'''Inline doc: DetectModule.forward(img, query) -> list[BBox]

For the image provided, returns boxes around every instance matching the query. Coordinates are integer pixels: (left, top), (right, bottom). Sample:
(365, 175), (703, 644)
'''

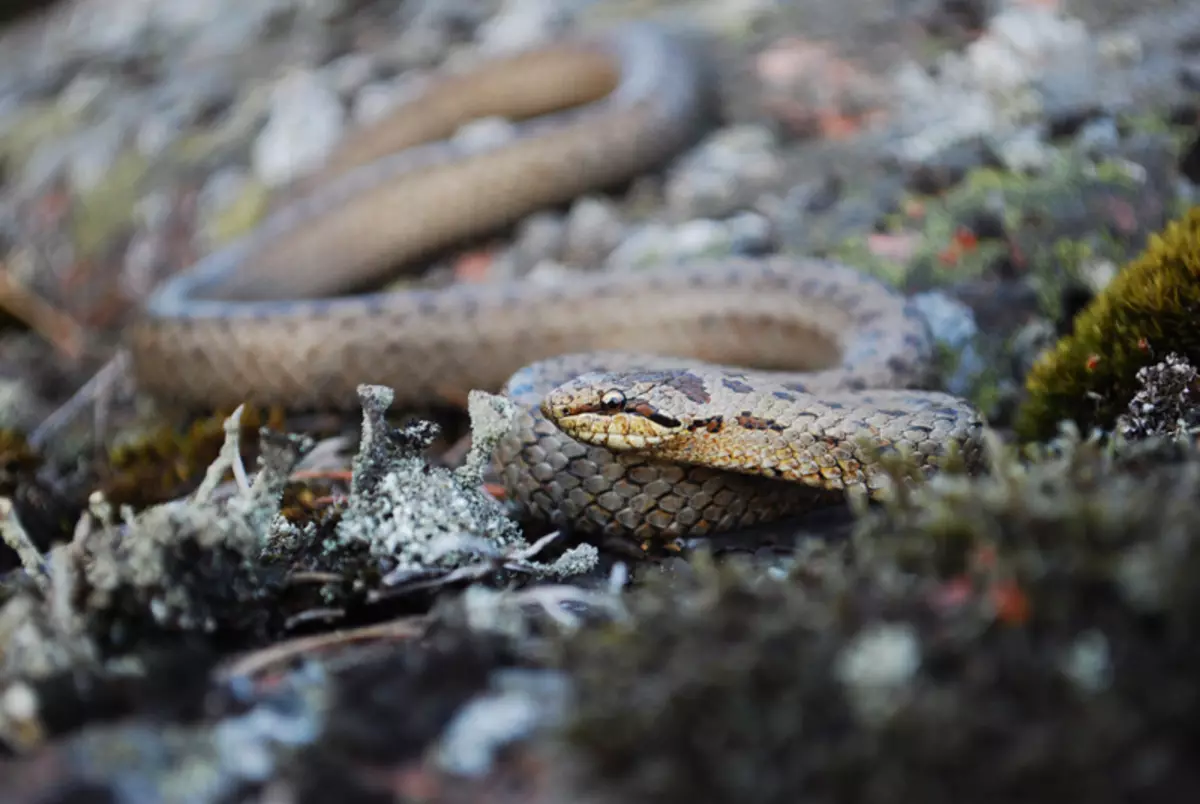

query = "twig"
(28, 351), (128, 450)
(0, 263), (86, 361)
(216, 615), (429, 680)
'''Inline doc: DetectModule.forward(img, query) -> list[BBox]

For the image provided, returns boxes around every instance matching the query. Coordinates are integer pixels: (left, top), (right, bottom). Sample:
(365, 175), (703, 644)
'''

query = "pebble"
(507, 212), (567, 275)
(252, 68), (346, 187)
(910, 291), (985, 398)
(1075, 117), (1121, 156)
(451, 117), (519, 153)
(664, 125), (784, 220)
(562, 197), (625, 266)
(476, 0), (574, 55)
(995, 127), (1053, 173)
(606, 212), (773, 272)
(324, 52), (378, 99)
(352, 74), (431, 127)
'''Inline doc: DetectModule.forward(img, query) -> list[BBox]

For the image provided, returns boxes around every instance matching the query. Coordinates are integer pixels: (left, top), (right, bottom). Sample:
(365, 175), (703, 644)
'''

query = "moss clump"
(550, 428), (1200, 804)
(101, 406), (285, 509)
(1016, 206), (1200, 443)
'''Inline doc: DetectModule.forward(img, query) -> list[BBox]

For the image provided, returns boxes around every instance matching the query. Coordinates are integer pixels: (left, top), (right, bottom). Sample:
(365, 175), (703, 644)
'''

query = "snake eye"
(600, 390), (625, 410)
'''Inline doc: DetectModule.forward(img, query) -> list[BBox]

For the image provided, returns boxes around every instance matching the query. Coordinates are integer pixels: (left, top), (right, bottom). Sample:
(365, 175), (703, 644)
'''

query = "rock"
(607, 214), (768, 272)
(324, 52), (377, 99)
(562, 197), (625, 267)
(451, 116), (518, 153)
(252, 68), (345, 187)
(351, 74), (431, 127)
(995, 127), (1053, 173)
(902, 138), (995, 194)
(665, 125), (784, 220)
(476, 0), (573, 56)
(508, 212), (567, 275)
(725, 211), (775, 255)
(1075, 116), (1120, 157)
(909, 291), (985, 398)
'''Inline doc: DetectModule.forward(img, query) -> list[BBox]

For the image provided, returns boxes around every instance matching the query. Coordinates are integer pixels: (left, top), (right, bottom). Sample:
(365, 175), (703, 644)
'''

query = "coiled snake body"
(128, 22), (985, 543)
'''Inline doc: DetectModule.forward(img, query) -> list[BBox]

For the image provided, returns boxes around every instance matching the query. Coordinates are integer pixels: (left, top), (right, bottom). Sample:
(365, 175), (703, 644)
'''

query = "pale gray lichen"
(334, 385), (597, 578)
(80, 407), (309, 630)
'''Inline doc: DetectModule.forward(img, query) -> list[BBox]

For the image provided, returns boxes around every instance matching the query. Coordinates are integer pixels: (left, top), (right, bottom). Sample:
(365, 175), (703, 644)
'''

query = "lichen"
(1115, 352), (1200, 442)
(1016, 205), (1200, 442)
(332, 386), (597, 580)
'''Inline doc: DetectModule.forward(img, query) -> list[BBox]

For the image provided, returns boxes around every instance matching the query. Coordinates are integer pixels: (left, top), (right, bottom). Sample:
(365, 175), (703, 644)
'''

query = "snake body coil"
(128, 23), (985, 543)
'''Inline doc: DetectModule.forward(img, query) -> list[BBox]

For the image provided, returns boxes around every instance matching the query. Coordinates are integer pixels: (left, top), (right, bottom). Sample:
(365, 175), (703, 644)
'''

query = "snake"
(126, 21), (986, 545)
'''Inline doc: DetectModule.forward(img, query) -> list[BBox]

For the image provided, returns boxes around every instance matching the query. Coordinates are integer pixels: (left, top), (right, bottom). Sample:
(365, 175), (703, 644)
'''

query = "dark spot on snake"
(722, 377), (754, 394)
(736, 412), (784, 432)
(772, 391), (796, 401)
(416, 296), (439, 316)
(907, 424), (933, 434)
(824, 401), (843, 410)
(783, 381), (808, 393)
(886, 356), (910, 374)
(688, 416), (723, 433)
(628, 401), (680, 429)
(666, 371), (710, 404)
(844, 377), (867, 391)
(875, 409), (910, 418)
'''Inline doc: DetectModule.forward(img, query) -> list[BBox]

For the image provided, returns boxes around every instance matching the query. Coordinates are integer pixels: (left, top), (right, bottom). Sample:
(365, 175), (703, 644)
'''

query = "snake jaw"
(548, 410), (684, 451)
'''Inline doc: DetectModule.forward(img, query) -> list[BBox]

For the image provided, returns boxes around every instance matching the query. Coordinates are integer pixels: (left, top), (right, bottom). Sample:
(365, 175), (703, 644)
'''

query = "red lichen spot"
(1137, 337), (1151, 352)
(1085, 354), (1101, 371)
(937, 227), (979, 266)
(991, 579), (1031, 625)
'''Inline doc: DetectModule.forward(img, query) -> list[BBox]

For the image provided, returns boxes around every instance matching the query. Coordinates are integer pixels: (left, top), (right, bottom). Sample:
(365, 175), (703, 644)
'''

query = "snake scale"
(127, 22), (985, 544)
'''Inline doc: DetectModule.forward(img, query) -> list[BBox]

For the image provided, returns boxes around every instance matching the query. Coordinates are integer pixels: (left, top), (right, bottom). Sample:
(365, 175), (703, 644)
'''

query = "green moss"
(1015, 206), (1200, 443)
(70, 149), (151, 257)
(828, 148), (1170, 320)
(0, 102), (83, 167)
(204, 178), (269, 245)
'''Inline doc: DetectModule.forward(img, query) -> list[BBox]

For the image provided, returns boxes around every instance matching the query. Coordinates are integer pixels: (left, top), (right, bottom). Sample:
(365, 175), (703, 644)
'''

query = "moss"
(550, 427), (1200, 804)
(204, 177), (270, 245)
(100, 406), (286, 509)
(0, 102), (83, 168)
(70, 149), (152, 258)
(1015, 206), (1200, 443)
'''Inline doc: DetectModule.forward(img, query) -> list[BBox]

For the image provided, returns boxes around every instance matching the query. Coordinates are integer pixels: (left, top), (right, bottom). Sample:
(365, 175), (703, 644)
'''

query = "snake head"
(540, 370), (700, 451)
